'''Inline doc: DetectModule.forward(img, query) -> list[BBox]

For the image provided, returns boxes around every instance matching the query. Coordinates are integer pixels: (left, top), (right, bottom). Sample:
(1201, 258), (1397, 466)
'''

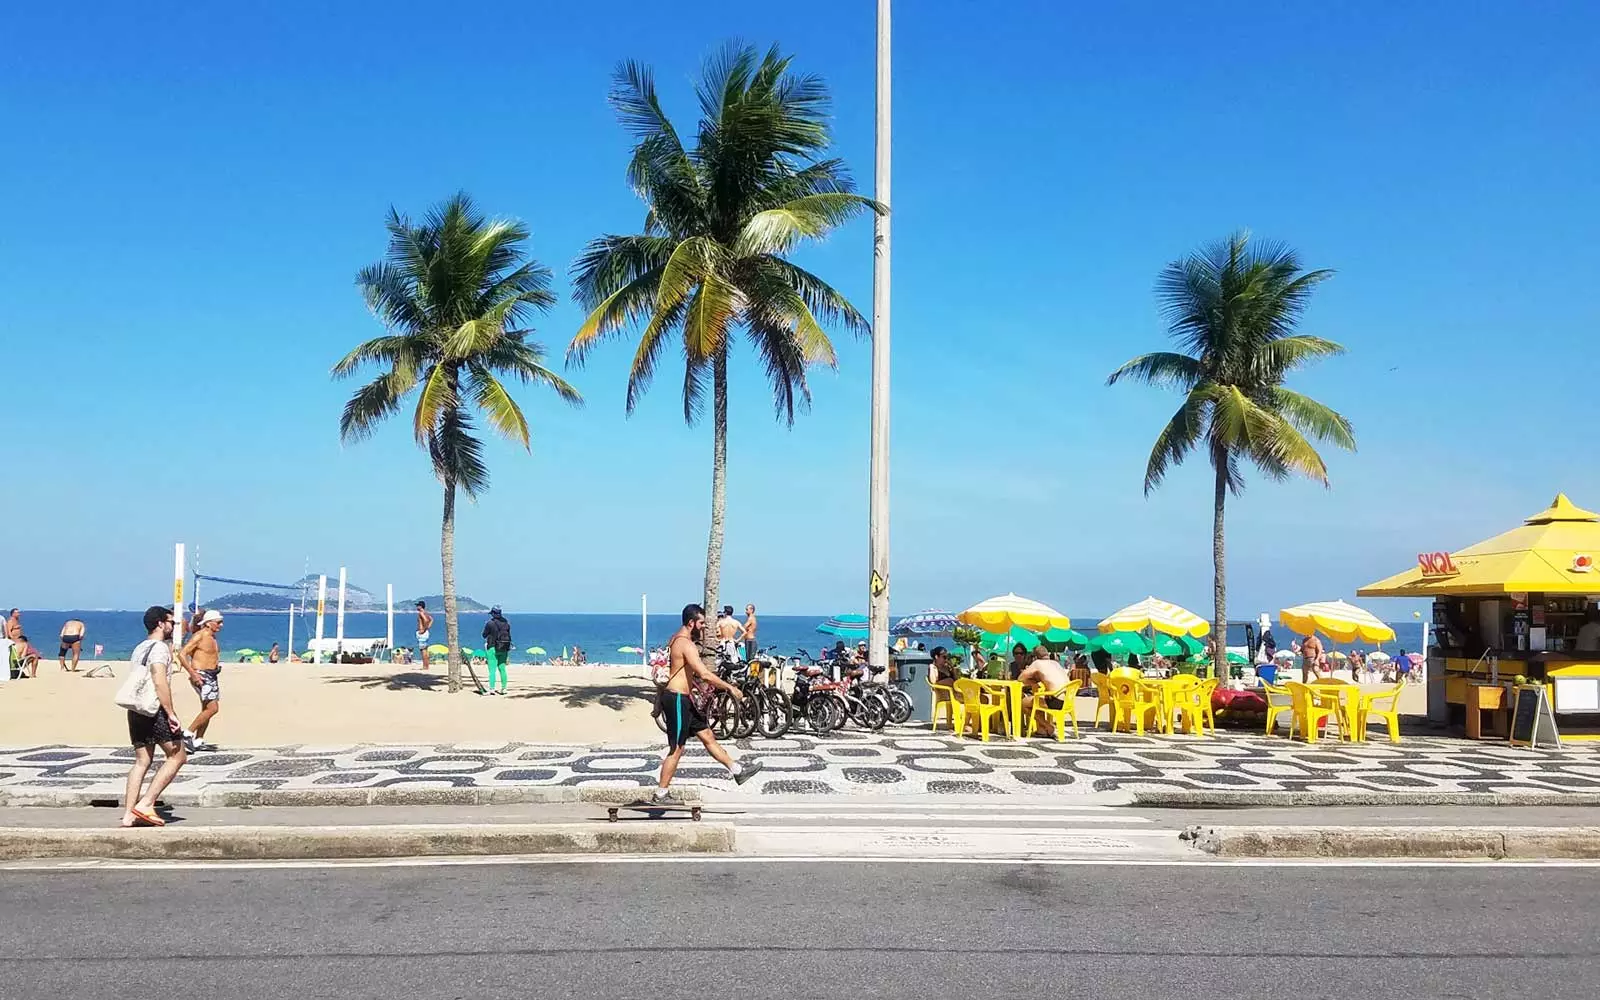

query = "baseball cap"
(200, 610), (224, 625)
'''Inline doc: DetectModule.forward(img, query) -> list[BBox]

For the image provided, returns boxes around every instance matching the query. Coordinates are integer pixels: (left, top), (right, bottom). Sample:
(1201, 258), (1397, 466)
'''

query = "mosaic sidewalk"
(5, 727), (1600, 797)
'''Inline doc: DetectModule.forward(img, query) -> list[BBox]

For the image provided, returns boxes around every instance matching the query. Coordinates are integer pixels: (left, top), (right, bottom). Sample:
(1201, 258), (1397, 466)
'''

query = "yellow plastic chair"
(1110, 677), (1163, 735)
(928, 669), (962, 733)
(1167, 677), (1211, 736)
(1196, 678), (1219, 733)
(954, 678), (1008, 741)
(1090, 671), (1116, 729)
(1285, 681), (1344, 743)
(1262, 683), (1297, 738)
(1027, 680), (1083, 740)
(1355, 683), (1405, 743)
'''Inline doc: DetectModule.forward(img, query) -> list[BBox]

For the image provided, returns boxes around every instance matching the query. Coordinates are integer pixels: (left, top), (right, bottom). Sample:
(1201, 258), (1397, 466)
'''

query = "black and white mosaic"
(3, 728), (1598, 797)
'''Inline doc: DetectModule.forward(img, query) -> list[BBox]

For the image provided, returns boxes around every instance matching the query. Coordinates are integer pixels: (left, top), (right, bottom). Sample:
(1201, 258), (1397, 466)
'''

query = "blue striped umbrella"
(816, 614), (869, 639)
(892, 610), (959, 636)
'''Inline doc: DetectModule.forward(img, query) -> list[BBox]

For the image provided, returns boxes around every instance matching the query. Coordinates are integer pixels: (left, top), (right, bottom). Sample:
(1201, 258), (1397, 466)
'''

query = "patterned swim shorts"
(193, 669), (221, 703)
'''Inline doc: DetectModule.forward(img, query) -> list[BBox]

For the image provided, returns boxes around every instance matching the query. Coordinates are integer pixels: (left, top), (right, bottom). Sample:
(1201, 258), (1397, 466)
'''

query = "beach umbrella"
(619, 645), (643, 654)
(980, 626), (1041, 653)
(817, 614), (870, 639)
(958, 594), (1071, 633)
(1368, 651), (1392, 663)
(427, 644), (449, 656)
(1274, 648), (1295, 661)
(1097, 597), (1210, 638)
(525, 646), (546, 655)
(1152, 633), (1205, 658)
(891, 610), (959, 636)
(1040, 626), (1090, 650)
(1279, 600), (1396, 643)
(1086, 632), (1152, 657)
(1405, 652), (1424, 666)
(235, 648), (259, 657)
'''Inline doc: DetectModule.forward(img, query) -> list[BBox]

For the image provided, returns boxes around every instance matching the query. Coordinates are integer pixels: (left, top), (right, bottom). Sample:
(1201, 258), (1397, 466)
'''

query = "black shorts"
(128, 708), (183, 749)
(1042, 696), (1064, 711)
(59, 636), (81, 656)
(661, 691), (709, 751)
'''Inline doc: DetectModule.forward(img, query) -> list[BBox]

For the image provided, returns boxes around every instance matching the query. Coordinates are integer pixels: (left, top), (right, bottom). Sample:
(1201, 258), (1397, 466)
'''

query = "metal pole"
(386, 584), (395, 653)
(173, 543), (186, 649)
(314, 574), (327, 663)
(287, 602), (295, 661)
(335, 566), (347, 657)
(867, 0), (892, 674)
(641, 593), (648, 669)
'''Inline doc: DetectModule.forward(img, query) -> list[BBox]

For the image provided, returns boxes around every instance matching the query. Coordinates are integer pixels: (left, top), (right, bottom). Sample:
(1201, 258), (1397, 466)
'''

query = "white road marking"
(729, 802), (1123, 812)
(729, 812), (1151, 823)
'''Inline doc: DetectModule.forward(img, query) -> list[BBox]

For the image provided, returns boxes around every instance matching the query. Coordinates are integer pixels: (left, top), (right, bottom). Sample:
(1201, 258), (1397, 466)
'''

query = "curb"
(0, 822), (734, 861)
(1134, 790), (1600, 809)
(0, 786), (702, 808)
(1193, 825), (1600, 859)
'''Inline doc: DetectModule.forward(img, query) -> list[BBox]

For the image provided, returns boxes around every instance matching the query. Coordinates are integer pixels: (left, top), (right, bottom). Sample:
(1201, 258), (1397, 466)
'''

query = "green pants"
(487, 647), (508, 690)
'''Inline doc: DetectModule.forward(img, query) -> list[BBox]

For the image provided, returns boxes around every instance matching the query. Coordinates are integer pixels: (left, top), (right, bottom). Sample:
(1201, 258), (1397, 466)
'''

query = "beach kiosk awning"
(1358, 494), (1600, 598)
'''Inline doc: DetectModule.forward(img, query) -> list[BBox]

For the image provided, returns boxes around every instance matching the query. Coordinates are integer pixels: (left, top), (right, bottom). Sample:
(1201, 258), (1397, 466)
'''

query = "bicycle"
(797, 648), (886, 731)
(747, 646), (794, 739)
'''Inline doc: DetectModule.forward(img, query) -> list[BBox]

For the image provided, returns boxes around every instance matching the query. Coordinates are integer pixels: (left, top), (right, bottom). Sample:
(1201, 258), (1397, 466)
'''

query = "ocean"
(15, 609), (1427, 663)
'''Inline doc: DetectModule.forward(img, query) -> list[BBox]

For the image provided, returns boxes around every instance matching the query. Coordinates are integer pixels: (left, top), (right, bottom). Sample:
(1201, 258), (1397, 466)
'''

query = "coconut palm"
(334, 193), (581, 692)
(569, 42), (882, 615)
(1107, 232), (1356, 666)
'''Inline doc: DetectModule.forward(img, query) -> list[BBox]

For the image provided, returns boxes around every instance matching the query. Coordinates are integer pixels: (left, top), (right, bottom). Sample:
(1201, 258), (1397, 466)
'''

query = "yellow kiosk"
(1358, 493), (1600, 741)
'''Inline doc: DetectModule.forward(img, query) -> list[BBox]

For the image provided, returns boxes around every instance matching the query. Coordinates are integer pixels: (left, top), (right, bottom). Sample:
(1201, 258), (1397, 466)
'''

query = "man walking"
(1300, 631), (1325, 683)
(653, 604), (763, 802)
(741, 603), (759, 663)
(415, 600), (434, 669)
(481, 606), (513, 695)
(181, 610), (224, 751)
(122, 606), (188, 827)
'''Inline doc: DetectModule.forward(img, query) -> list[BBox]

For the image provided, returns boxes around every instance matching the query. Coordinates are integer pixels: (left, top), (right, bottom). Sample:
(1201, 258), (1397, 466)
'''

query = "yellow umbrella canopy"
(1359, 493), (1600, 597)
(958, 594), (1071, 633)
(1279, 600), (1396, 643)
(1097, 597), (1210, 637)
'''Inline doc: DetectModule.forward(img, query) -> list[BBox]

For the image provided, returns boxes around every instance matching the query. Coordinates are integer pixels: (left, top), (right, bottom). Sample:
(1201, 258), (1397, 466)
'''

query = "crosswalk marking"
(728, 812), (1151, 823)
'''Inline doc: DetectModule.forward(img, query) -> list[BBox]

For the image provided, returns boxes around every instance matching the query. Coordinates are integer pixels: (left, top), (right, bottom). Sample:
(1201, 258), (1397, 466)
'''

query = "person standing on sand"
(715, 606), (740, 661)
(482, 606), (512, 694)
(268, 642), (280, 663)
(652, 604), (762, 803)
(181, 610), (225, 752)
(122, 606), (188, 827)
(1300, 632), (1324, 683)
(415, 601), (434, 669)
(741, 604), (759, 663)
(59, 618), (86, 672)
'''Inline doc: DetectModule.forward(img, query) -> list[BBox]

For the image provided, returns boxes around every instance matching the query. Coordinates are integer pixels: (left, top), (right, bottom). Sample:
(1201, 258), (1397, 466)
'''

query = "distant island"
(408, 594), (489, 613)
(201, 574), (486, 613)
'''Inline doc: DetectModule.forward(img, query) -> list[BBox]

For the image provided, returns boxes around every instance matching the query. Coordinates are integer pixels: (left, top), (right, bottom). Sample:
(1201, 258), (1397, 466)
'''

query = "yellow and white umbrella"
(958, 594), (1071, 633)
(1098, 597), (1210, 637)
(1279, 600), (1395, 644)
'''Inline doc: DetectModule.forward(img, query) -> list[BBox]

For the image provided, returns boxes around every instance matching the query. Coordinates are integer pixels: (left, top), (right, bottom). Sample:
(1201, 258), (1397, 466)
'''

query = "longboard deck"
(607, 800), (703, 822)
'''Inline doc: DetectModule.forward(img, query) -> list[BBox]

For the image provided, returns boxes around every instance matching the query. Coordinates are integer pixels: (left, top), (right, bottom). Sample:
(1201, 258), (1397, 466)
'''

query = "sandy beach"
(1, 661), (662, 747)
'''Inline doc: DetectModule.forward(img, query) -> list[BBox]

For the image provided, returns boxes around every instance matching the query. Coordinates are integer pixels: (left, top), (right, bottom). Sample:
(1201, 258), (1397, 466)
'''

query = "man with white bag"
(117, 605), (188, 827)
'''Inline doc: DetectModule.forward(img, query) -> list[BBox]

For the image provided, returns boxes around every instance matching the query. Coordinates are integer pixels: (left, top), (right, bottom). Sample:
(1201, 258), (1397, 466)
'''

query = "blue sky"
(4, 2), (1597, 617)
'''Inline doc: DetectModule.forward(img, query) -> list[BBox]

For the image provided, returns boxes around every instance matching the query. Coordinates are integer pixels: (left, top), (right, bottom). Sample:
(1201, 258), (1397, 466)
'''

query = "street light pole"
(867, 0), (892, 672)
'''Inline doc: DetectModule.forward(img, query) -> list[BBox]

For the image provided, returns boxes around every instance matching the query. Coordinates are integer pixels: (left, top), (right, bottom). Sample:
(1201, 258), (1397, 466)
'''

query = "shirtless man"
(741, 603), (759, 663)
(653, 603), (763, 802)
(181, 610), (224, 752)
(59, 618), (86, 672)
(715, 605), (741, 661)
(6, 608), (37, 678)
(415, 601), (434, 669)
(1018, 646), (1073, 729)
(1300, 632), (1325, 683)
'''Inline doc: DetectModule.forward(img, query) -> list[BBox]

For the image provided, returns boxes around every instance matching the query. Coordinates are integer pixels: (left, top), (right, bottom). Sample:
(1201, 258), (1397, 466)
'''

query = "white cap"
(200, 610), (224, 625)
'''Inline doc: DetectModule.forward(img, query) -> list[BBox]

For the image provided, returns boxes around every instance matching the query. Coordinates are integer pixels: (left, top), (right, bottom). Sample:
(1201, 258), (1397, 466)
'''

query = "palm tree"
(1107, 231), (1356, 668)
(334, 193), (581, 692)
(569, 42), (882, 615)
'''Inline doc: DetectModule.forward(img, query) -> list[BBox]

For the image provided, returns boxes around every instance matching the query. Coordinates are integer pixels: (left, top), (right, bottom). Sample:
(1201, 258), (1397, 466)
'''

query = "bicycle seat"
(867, 665), (887, 675)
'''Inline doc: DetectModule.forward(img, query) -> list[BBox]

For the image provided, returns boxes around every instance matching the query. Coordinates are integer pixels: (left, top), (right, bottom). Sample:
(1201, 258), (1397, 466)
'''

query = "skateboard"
(606, 799), (703, 822)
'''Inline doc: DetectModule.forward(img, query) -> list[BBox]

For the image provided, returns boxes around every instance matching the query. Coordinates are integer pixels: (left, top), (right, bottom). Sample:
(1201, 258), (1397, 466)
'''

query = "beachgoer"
(1300, 633), (1324, 683)
(716, 606), (740, 662)
(122, 606), (188, 827)
(653, 603), (763, 802)
(4, 608), (22, 644)
(1395, 647), (1412, 683)
(741, 603), (759, 663)
(1009, 644), (1029, 680)
(482, 606), (513, 694)
(1089, 648), (1113, 674)
(180, 610), (224, 752)
(1262, 629), (1278, 663)
(414, 601), (434, 669)
(930, 645), (959, 684)
(6, 608), (37, 679)
(268, 642), (280, 663)
(59, 618), (85, 672)
(1018, 646), (1071, 723)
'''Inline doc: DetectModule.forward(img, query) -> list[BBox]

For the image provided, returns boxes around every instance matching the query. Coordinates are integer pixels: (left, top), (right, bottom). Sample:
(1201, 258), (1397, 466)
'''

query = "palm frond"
(1256, 335), (1346, 377)
(331, 334), (420, 379)
(464, 365), (530, 449)
(626, 298), (687, 414)
(656, 236), (727, 313)
(1266, 387), (1356, 451)
(1105, 351), (1203, 390)
(734, 193), (881, 257)
(339, 372), (406, 443)
(1143, 392), (1207, 494)
(430, 407), (488, 497)
(413, 363), (459, 446)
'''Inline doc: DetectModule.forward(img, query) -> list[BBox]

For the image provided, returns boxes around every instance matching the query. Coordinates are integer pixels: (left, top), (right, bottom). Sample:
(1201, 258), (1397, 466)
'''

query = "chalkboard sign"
(1509, 685), (1561, 748)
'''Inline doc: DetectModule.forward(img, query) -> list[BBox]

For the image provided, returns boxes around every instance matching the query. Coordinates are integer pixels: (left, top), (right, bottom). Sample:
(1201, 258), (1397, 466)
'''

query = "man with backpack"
(119, 605), (188, 827)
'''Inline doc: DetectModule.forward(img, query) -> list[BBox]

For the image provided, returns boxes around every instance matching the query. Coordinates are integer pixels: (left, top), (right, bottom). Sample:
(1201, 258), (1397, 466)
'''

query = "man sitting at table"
(1018, 646), (1072, 722)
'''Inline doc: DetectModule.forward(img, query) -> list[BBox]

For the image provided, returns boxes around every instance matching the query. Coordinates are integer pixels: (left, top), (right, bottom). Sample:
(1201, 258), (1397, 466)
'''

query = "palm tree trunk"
(702, 349), (728, 618)
(442, 473), (462, 694)
(1212, 454), (1228, 682)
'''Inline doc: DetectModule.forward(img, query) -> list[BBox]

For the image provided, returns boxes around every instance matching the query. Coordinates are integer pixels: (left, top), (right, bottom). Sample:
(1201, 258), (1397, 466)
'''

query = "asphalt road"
(6, 861), (1599, 999)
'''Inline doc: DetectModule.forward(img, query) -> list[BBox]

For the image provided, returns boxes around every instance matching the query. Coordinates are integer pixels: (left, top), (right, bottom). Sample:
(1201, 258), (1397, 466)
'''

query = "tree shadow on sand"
(505, 682), (652, 712)
(321, 672), (453, 692)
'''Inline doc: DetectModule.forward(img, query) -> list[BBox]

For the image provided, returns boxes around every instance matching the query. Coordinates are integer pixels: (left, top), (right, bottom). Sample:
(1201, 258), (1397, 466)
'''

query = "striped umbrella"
(892, 610), (959, 636)
(817, 614), (870, 639)
(1097, 597), (1210, 638)
(958, 594), (1071, 633)
(1279, 600), (1396, 643)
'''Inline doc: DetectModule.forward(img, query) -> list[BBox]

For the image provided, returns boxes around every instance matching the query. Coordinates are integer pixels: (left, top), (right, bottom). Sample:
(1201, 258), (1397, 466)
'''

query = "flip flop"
(129, 805), (165, 827)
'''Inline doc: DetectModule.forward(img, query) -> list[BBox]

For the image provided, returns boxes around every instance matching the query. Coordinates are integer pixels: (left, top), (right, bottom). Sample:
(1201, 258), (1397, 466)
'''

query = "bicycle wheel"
(713, 692), (742, 740)
(886, 687), (914, 725)
(805, 694), (837, 734)
(757, 688), (793, 739)
(734, 689), (759, 739)
(850, 695), (887, 731)
(653, 686), (668, 734)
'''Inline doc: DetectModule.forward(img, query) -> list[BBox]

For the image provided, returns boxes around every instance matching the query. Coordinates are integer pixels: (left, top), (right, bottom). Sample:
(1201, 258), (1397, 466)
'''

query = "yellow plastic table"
(1309, 679), (1359, 739)
(977, 678), (1026, 738)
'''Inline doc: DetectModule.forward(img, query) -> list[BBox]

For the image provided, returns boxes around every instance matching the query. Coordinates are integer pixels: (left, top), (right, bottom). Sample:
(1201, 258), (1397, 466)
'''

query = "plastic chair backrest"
(953, 678), (985, 708)
(1370, 682), (1405, 708)
(1262, 683), (1293, 708)
(1110, 666), (1141, 680)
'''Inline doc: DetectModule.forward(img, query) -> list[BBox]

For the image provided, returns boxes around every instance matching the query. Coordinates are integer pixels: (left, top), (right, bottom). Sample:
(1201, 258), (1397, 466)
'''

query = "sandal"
(129, 805), (165, 827)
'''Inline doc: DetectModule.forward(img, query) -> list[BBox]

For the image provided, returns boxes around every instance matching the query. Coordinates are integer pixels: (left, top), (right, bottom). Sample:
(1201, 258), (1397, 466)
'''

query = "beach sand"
(1, 661), (661, 746)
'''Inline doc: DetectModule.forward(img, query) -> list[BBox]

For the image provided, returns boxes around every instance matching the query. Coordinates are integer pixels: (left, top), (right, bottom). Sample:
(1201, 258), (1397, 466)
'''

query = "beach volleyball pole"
(335, 567), (347, 657)
(866, 0), (893, 674)
(641, 594), (648, 668)
(386, 584), (395, 652)
(173, 543), (186, 648)
(314, 575), (327, 663)
(287, 601), (295, 661)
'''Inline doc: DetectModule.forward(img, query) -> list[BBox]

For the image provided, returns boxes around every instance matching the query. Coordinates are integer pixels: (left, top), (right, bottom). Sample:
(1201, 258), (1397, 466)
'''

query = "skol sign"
(1417, 551), (1460, 577)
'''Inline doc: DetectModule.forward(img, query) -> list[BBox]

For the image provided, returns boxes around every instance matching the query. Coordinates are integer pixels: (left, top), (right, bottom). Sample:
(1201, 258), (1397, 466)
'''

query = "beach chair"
(1262, 683), (1296, 737)
(1090, 671), (1116, 729)
(1026, 680), (1083, 740)
(928, 670), (962, 733)
(1109, 677), (1162, 735)
(1285, 681), (1345, 743)
(953, 679), (1007, 741)
(1355, 683), (1406, 743)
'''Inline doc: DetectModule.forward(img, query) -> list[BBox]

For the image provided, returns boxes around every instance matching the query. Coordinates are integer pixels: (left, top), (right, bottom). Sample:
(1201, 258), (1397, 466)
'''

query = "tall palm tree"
(1107, 231), (1356, 666)
(569, 42), (882, 615)
(334, 193), (581, 692)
